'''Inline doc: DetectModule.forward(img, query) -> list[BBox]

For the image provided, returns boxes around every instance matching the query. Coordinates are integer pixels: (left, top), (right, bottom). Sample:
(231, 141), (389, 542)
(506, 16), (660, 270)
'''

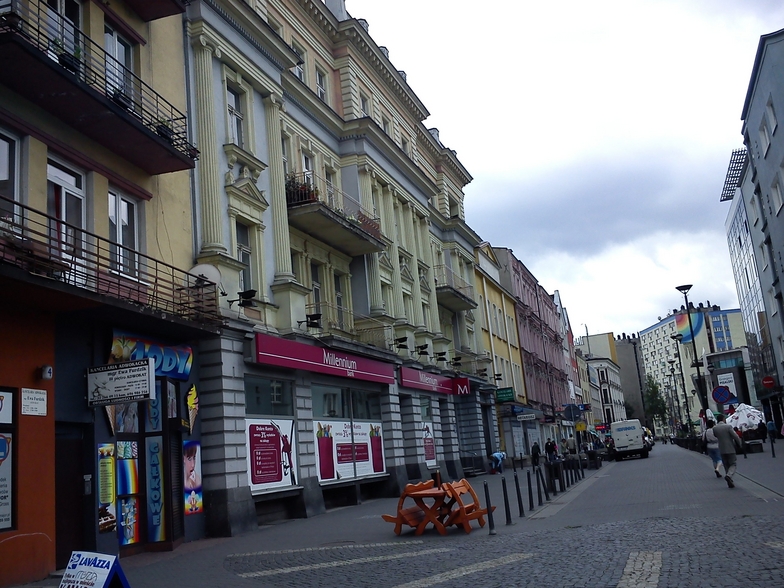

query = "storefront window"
(245, 377), (294, 416)
(352, 389), (381, 420)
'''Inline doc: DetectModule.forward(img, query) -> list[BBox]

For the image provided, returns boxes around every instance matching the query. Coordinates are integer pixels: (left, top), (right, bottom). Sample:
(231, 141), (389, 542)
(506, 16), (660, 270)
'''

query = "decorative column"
(193, 36), (225, 253)
(422, 221), (441, 335)
(409, 205), (424, 327)
(264, 95), (294, 281)
(361, 168), (384, 314)
(388, 194), (405, 320)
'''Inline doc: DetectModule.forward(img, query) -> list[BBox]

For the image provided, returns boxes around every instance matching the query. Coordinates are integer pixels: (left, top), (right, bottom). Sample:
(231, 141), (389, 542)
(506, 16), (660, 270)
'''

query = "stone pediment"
(379, 250), (394, 270)
(225, 177), (269, 212)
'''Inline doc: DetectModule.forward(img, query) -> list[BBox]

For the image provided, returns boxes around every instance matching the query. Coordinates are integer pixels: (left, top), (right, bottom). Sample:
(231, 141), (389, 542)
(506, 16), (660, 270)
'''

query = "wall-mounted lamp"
(297, 313), (322, 329)
(395, 336), (409, 350)
(434, 352), (447, 362)
(493, 373), (503, 381)
(450, 356), (463, 369)
(228, 289), (257, 308)
(415, 344), (429, 356)
(476, 368), (488, 377)
(40, 365), (53, 380)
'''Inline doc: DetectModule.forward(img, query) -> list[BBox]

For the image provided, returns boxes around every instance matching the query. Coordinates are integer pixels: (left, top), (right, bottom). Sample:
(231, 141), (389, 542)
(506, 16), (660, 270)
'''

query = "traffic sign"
(576, 421), (587, 431)
(763, 376), (776, 389)
(712, 386), (731, 404)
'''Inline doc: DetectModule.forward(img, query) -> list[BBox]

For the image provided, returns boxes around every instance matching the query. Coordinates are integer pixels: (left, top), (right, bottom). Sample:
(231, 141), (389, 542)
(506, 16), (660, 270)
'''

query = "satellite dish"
(185, 264), (222, 288)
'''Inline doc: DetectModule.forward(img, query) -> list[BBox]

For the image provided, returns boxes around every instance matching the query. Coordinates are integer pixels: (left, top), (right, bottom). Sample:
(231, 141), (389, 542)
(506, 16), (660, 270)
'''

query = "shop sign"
(496, 387), (515, 403)
(452, 377), (470, 395)
(517, 413), (537, 421)
(59, 551), (131, 588)
(399, 367), (453, 394)
(87, 358), (155, 407)
(145, 437), (166, 543)
(110, 331), (193, 381)
(21, 388), (47, 416)
(255, 333), (395, 384)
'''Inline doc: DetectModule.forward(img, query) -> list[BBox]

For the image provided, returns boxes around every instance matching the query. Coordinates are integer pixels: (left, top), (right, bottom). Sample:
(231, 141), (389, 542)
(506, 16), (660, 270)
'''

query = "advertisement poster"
(97, 444), (116, 534)
(0, 390), (13, 424)
(183, 440), (203, 515)
(118, 497), (140, 545)
(512, 422), (527, 457)
(246, 418), (296, 493)
(313, 420), (384, 482)
(0, 433), (12, 529)
(60, 551), (131, 588)
(87, 358), (155, 407)
(526, 427), (542, 454)
(422, 421), (436, 468)
(146, 436), (166, 542)
(110, 330), (194, 381)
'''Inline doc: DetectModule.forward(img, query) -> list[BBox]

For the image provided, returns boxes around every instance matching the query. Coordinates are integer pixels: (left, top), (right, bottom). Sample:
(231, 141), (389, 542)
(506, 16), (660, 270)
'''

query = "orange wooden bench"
(381, 480), (435, 535)
(441, 478), (494, 534)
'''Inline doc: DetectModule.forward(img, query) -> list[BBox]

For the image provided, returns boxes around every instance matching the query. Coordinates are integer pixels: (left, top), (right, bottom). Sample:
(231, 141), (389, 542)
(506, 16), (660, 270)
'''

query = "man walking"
(712, 413), (742, 488)
(767, 419), (777, 444)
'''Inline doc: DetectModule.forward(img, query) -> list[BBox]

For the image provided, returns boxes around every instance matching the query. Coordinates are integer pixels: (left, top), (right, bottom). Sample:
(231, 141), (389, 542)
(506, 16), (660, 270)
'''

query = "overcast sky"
(344, 0), (784, 337)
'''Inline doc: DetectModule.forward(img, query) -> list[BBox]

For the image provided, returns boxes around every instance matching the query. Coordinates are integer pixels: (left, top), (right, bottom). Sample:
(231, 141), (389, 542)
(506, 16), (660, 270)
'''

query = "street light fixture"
(675, 285), (708, 427)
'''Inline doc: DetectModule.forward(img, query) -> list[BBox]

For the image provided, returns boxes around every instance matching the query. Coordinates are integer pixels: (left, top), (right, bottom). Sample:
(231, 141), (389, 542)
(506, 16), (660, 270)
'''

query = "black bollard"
(535, 466), (544, 505)
(527, 470), (535, 511)
(435, 470), (441, 488)
(501, 476), (513, 525)
(483, 480), (496, 535)
(537, 465), (550, 501)
(580, 454), (585, 478)
(772, 440), (777, 458)
(514, 471), (525, 517)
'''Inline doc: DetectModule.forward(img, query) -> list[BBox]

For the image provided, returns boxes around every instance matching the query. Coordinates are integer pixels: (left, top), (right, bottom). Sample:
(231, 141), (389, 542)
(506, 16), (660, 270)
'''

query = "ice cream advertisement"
(183, 440), (203, 515)
(313, 420), (384, 482)
(245, 418), (297, 493)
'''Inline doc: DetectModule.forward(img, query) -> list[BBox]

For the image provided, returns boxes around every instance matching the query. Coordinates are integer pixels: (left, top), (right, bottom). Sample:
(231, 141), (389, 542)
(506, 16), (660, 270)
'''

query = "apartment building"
(182, 0), (493, 538)
(0, 1), (212, 584)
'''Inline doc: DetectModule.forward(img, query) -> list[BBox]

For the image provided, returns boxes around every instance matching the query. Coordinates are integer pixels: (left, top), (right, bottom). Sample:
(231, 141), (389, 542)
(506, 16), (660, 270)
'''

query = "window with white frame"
(381, 116), (390, 134)
(760, 242), (771, 270)
(750, 195), (759, 224)
(281, 135), (289, 175)
(47, 160), (85, 263)
(773, 180), (783, 214)
(0, 131), (17, 222)
(310, 262), (322, 314)
(767, 98), (778, 134)
(104, 23), (133, 101)
(302, 152), (313, 182)
(760, 120), (771, 156)
(46, 0), (82, 61)
(226, 86), (244, 148)
(324, 169), (335, 205)
(108, 190), (138, 276)
(316, 67), (327, 102)
(291, 41), (305, 81)
(334, 273), (345, 329)
(236, 221), (252, 291)
(401, 136), (409, 155)
(360, 93), (369, 117)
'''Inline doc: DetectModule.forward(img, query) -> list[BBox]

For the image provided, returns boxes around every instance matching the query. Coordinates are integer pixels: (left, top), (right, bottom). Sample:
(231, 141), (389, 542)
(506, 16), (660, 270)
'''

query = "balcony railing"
(304, 301), (393, 348)
(286, 172), (382, 240)
(433, 264), (476, 311)
(0, 194), (221, 328)
(0, 0), (198, 171)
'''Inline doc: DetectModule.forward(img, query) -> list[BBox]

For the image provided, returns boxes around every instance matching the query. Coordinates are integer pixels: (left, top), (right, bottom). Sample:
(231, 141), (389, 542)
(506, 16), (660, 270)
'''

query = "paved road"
(14, 443), (784, 588)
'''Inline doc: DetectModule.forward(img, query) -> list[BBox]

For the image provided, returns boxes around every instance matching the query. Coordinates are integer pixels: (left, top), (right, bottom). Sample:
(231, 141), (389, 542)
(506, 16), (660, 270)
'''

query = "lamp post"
(670, 334), (694, 436)
(676, 285), (709, 427)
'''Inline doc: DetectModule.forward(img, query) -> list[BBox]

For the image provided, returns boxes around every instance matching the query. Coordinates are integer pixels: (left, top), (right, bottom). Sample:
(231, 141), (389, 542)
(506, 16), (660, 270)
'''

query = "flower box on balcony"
(155, 121), (174, 143)
(110, 89), (134, 111)
(285, 177), (318, 204)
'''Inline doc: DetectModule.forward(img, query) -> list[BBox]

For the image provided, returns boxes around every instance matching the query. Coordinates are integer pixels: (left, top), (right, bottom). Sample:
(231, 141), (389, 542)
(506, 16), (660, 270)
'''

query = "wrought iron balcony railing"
(0, 0), (197, 162)
(0, 194), (221, 327)
(304, 301), (393, 348)
(434, 264), (474, 300)
(286, 172), (382, 240)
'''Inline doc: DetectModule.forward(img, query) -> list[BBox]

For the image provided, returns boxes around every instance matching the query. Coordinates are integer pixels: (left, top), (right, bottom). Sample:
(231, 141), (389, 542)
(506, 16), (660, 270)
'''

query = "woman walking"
(702, 419), (723, 478)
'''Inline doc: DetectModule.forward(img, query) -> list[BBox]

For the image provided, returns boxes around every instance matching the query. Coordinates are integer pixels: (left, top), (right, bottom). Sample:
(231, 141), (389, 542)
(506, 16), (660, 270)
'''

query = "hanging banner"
(97, 444), (116, 534)
(183, 441), (203, 515)
(246, 418), (297, 493)
(110, 330), (193, 381)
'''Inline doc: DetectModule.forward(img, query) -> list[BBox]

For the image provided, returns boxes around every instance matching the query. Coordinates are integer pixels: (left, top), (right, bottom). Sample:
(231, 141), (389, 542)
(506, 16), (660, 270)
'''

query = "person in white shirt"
(702, 420), (723, 478)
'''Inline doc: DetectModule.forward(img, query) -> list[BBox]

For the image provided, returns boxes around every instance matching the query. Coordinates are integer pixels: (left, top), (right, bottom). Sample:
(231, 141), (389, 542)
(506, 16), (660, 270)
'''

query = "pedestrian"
(767, 419), (777, 444)
(560, 438), (568, 457)
(702, 420), (723, 478)
(566, 434), (577, 455)
(712, 413), (742, 488)
(531, 442), (541, 467)
(545, 438), (557, 462)
(491, 451), (506, 474)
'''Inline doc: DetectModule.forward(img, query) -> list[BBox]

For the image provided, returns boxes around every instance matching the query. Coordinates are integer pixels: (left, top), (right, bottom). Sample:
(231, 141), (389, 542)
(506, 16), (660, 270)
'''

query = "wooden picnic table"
(407, 487), (450, 536)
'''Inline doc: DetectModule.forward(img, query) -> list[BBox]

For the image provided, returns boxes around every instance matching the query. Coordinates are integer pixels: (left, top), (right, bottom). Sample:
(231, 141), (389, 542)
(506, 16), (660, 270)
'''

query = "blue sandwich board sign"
(59, 551), (131, 588)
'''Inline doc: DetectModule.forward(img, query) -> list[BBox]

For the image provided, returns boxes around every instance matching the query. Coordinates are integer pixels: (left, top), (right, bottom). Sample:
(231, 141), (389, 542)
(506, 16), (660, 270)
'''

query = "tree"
(624, 401), (635, 419)
(642, 375), (668, 433)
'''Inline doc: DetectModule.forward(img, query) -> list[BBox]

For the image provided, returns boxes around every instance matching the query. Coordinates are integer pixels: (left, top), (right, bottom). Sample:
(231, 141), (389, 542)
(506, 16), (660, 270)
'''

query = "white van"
(610, 419), (649, 460)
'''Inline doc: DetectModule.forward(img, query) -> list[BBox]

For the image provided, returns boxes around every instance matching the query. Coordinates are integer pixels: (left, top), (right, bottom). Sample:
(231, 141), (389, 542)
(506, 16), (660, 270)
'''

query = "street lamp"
(670, 334), (694, 436)
(676, 285), (709, 424)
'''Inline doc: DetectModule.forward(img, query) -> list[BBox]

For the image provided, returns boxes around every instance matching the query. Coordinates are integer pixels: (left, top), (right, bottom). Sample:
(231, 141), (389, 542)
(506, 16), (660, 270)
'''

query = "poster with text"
(97, 444), (116, 534)
(422, 421), (436, 468)
(246, 418), (297, 493)
(0, 433), (12, 529)
(183, 440), (203, 515)
(313, 420), (384, 482)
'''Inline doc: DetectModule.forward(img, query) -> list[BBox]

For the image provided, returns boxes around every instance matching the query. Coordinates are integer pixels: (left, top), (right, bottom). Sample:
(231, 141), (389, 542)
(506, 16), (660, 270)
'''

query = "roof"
(741, 27), (784, 121)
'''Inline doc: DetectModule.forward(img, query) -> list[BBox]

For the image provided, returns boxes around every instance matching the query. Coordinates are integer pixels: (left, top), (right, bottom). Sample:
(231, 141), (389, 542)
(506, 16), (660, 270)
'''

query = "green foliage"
(643, 375), (668, 426)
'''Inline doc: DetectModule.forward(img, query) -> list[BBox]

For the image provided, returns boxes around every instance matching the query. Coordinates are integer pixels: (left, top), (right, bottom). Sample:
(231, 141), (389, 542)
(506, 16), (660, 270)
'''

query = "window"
(245, 377), (294, 416)
(227, 86), (244, 148)
(315, 68), (327, 102)
(281, 135), (289, 175)
(767, 98), (778, 134)
(420, 396), (432, 421)
(750, 196), (759, 224)
(401, 137), (409, 155)
(760, 121), (771, 156)
(104, 23), (133, 101)
(108, 191), (138, 276)
(236, 221), (252, 291)
(291, 41), (305, 81)
(310, 262), (322, 313)
(360, 93), (369, 117)
(334, 273), (344, 329)
(760, 242), (770, 271)
(46, 0), (82, 60)
(302, 153), (313, 182)
(352, 389), (381, 420)
(47, 160), (84, 265)
(324, 170), (336, 204)
(0, 132), (17, 221)
(382, 116), (390, 134)
(312, 385), (346, 418)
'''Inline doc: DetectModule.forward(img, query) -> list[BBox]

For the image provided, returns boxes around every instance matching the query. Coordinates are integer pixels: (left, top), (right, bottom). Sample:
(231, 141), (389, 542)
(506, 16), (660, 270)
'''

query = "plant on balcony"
(53, 39), (82, 76)
(110, 88), (133, 111)
(285, 175), (318, 203)
(155, 118), (175, 143)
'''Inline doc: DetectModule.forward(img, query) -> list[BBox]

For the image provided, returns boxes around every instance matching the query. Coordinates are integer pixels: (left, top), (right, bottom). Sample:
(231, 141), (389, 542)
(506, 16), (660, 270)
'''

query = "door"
(55, 423), (90, 569)
(47, 160), (85, 284)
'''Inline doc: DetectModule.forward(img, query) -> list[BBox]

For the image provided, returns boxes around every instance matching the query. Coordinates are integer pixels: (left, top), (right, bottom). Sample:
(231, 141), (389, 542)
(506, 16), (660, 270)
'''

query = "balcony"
(434, 264), (476, 312)
(124, 0), (187, 22)
(286, 172), (384, 257)
(304, 301), (393, 349)
(0, 0), (197, 175)
(0, 194), (221, 329)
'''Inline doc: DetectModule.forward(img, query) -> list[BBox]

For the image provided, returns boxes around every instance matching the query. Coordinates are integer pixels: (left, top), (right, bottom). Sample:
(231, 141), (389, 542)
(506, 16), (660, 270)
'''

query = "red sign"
(452, 377), (470, 395)
(762, 376), (776, 389)
(399, 367), (453, 394)
(255, 333), (395, 384)
(248, 423), (282, 484)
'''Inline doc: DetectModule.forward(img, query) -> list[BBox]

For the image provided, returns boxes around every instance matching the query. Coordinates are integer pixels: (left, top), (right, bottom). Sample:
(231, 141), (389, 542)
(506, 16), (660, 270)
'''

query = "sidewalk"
(727, 440), (784, 494)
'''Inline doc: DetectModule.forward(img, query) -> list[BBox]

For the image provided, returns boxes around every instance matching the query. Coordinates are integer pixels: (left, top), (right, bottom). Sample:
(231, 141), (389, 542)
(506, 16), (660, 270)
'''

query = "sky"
(344, 0), (784, 337)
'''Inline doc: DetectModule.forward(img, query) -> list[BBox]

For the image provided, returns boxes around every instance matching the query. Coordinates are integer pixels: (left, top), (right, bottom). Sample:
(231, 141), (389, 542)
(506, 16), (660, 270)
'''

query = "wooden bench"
(441, 478), (494, 534)
(381, 480), (434, 535)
